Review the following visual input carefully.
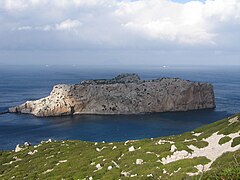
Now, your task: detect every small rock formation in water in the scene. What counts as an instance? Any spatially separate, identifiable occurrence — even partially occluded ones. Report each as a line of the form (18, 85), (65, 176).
(9, 73), (215, 117)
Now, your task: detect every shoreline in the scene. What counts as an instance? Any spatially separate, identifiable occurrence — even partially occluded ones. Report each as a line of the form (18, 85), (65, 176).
(0, 110), (9, 115)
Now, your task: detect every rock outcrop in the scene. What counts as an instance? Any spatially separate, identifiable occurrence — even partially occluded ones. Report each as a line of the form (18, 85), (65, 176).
(9, 73), (215, 117)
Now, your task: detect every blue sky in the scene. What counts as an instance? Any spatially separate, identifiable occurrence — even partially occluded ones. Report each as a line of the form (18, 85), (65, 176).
(0, 0), (239, 65)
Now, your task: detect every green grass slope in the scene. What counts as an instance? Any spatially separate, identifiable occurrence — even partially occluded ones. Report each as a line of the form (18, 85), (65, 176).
(0, 114), (239, 180)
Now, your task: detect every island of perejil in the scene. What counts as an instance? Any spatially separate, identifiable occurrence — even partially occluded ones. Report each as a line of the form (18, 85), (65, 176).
(9, 73), (215, 117)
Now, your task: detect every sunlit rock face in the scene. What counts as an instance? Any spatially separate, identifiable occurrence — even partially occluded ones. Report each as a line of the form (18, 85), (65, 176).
(9, 73), (215, 117)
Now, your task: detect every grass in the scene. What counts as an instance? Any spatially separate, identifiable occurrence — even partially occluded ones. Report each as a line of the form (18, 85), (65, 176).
(219, 136), (231, 145)
(232, 137), (240, 147)
(200, 149), (240, 179)
(184, 140), (208, 149)
(0, 113), (239, 179)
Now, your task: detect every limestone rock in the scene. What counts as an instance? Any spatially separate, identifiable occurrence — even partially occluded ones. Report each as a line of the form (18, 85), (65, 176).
(24, 142), (31, 147)
(170, 145), (177, 152)
(136, 159), (144, 165)
(28, 150), (38, 155)
(15, 144), (22, 152)
(95, 163), (102, 170)
(9, 73), (215, 117)
(147, 174), (153, 177)
(121, 171), (130, 177)
(107, 166), (113, 170)
(128, 146), (135, 152)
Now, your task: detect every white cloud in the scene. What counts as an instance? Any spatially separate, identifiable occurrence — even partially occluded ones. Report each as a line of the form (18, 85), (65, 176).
(3, 0), (28, 11)
(0, 0), (240, 50)
(204, 0), (240, 22)
(16, 26), (32, 31)
(55, 19), (82, 31)
(11, 19), (82, 32)
(116, 0), (239, 45)
(42, 25), (52, 31)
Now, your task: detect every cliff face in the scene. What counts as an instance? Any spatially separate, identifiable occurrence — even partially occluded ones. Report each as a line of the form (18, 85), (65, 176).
(9, 73), (216, 117)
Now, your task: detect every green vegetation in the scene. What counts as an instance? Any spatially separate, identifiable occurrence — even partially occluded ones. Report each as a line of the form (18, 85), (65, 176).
(201, 149), (240, 179)
(184, 140), (208, 148)
(232, 137), (240, 147)
(0, 114), (239, 179)
(219, 136), (231, 145)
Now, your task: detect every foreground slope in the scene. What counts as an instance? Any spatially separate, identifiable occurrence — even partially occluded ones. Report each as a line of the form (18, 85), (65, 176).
(0, 114), (239, 179)
(9, 73), (215, 117)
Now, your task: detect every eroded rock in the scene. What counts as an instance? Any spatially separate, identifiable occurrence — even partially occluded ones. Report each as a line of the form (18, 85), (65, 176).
(128, 146), (135, 152)
(15, 145), (22, 152)
(9, 73), (215, 117)
(136, 159), (144, 165)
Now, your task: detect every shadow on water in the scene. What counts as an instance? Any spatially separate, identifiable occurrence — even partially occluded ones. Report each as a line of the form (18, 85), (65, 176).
(46, 109), (229, 129)
(0, 109), (231, 150)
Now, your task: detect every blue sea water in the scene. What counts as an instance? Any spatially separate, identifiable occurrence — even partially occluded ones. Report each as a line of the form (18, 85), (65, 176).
(0, 65), (239, 150)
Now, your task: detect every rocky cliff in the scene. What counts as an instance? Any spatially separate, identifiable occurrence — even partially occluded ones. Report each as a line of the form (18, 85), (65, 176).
(9, 73), (215, 117)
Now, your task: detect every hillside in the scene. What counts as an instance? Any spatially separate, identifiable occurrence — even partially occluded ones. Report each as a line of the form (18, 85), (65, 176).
(0, 114), (239, 179)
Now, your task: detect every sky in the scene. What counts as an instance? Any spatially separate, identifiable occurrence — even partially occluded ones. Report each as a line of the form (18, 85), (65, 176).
(0, 0), (239, 66)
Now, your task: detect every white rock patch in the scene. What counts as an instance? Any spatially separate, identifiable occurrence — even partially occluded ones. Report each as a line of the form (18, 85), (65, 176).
(95, 163), (102, 171)
(42, 169), (53, 174)
(96, 147), (107, 152)
(136, 159), (144, 165)
(163, 169), (167, 174)
(59, 160), (67, 163)
(129, 146), (135, 152)
(147, 174), (153, 177)
(130, 174), (137, 177)
(15, 145), (22, 152)
(107, 166), (113, 170)
(46, 139), (52, 143)
(187, 171), (200, 176)
(161, 150), (191, 164)
(161, 131), (240, 174)
(156, 139), (174, 145)
(124, 140), (130, 145)
(229, 116), (239, 125)
(56, 160), (67, 166)
(112, 160), (120, 168)
(170, 145), (177, 152)
(28, 150), (38, 155)
(192, 132), (202, 137)
(184, 138), (197, 142)
(24, 142), (31, 146)
(124, 140), (137, 145)
(90, 162), (95, 166)
(121, 171), (130, 177)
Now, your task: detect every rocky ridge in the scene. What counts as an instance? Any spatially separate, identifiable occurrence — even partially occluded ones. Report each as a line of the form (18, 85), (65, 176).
(9, 73), (215, 117)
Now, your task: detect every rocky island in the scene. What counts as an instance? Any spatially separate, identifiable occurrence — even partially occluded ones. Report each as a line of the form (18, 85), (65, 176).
(9, 73), (215, 117)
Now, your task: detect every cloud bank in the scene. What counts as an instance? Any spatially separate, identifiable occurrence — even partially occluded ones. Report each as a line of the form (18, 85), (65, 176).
(0, 0), (239, 65)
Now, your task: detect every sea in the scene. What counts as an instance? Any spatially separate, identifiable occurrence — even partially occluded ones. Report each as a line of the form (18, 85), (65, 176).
(0, 65), (239, 150)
